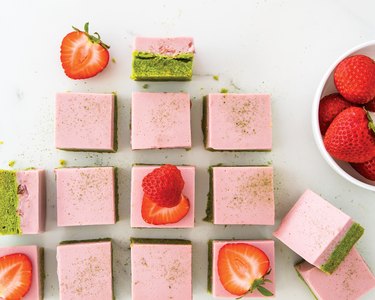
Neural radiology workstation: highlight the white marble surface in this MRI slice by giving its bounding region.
[0,0,374,299]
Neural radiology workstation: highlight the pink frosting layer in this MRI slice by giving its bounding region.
[134,37,194,55]
[131,243,192,300]
[206,93,272,150]
[55,92,115,151]
[131,165,195,228]
[16,169,45,234]
[56,167,116,226]
[0,245,42,300]
[296,248,375,300]
[212,240,275,298]
[213,166,274,225]
[131,92,192,149]
[273,190,353,266]
[57,241,113,300]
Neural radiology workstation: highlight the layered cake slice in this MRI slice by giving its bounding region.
[295,248,375,300]
[0,169,45,235]
[55,167,117,226]
[56,239,113,300]
[203,93,272,151]
[0,245,44,300]
[55,92,117,152]
[131,92,192,149]
[209,240,275,298]
[274,189,364,274]
[204,165,274,225]
[131,37,194,81]
[131,238,192,300]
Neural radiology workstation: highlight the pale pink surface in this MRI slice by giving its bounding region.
[205,93,272,150]
[57,241,113,300]
[212,240,275,298]
[134,37,195,55]
[131,165,195,228]
[131,243,192,300]
[212,166,274,225]
[55,92,115,151]
[131,92,192,149]
[16,169,45,234]
[273,189,353,267]
[296,248,375,300]
[56,167,116,226]
[0,245,42,300]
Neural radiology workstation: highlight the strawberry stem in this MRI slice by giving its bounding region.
[71,22,110,50]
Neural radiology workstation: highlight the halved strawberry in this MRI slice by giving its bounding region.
[0,253,32,300]
[60,22,110,79]
[218,243,273,297]
[141,194,190,225]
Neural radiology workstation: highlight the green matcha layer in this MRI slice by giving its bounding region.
[131,51,194,81]
[130,238,191,246]
[0,170,21,235]
[207,240,213,294]
[203,166,214,223]
[320,223,364,274]
[295,263,319,300]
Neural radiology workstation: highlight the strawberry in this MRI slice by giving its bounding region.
[142,164,185,208]
[319,93,352,135]
[60,22,110,79]
[217,243,273,297]
[324,107,375,163]
[141,194,190,225]
[0,253,32,300]
[365,98,375,112]
[334,55,375,104]
[351,157,375,181]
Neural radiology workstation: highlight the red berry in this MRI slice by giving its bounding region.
[334,55,375,104]
[142,164,185,208]
[365,98,375,112]
[319,93,352,135]
[324,107,375,163]
[351,157,375,181]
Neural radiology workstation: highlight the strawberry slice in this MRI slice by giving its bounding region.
[60,22,110,79]
[217,243,273,297]
[141,194,190,225]
[0,253,32,300]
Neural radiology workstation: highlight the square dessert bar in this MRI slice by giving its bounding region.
[131,37,195,81]
[55,92,116,152]
[205,166,274,225]
[131,165,195,228]
[0,169,45,235]
[56,167,117,226]
[274,189,364,274]
[57,239,113,300]
[203,93,272,151]
[131,238,192,300]
[131,92,192,149]
[209,240,275,298]
[0,245,44,300]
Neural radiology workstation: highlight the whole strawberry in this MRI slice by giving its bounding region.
[142,164,185,207]
[365,98,375,112]
[334,55,375,104]
[351,157,375,181]
[324,107,375,163]
[319,93,352,135]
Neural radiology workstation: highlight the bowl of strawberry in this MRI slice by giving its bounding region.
[313,41,375,191]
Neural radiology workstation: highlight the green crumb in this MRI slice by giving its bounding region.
[130,238,191,246]
[8,160,16,168]
[220,88,228,93]
[142,84,149,89]
[111,58,116,63]
[213,75,219,81]
[59,159,66,167]
[0,140,3,144]
[25,167,36,170]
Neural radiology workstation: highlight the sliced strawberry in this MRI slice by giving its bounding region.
[0,253,32,300]
[141,194,190,225]
[60,22,110,79]
[217,243,272,297]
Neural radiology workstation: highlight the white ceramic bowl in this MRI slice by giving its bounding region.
[312,40,375,191]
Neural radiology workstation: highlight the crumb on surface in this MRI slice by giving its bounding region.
[111,58,116,63]
[142,84,149,89]
[213,75,219,81]
[59,159,67,167]
[8,160,16,167]
[0,140,3,144]
[220,88,228,94]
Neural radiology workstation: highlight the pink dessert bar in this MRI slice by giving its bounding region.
[131,92,192,149]
[206,166,274,225]
[296,248,375,300]
[131,238,192,300]
[203,93,272,150]
[56,239,113,300]
[55,92,116,152]
[273,189,364,274]
[56,167,117,226]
